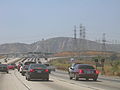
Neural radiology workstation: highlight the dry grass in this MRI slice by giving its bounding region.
[53,51,112,57]
[49,58,120,77]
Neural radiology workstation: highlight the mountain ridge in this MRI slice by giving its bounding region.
[0,37,120,54]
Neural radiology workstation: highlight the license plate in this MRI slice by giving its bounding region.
[37,71,41,73]
[85,71,93,74]
[87,71,91,74]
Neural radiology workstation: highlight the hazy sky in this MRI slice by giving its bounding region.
[0,0,120,44]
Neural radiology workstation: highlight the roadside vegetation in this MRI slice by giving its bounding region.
[0,55,5,59]
[49,54,120,77]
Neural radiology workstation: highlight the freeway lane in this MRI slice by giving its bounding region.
[51,70,120,90]
[0,57,120,90]
[0,72,28,90]
[0,70,98,90]
[1,69,119,90]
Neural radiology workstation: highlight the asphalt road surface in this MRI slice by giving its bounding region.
[0,69,120,90]
[0,58,120,90]
[0,70,98,90]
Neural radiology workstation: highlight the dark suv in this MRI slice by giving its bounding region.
[69,64,99,81]
[0,64,9,73]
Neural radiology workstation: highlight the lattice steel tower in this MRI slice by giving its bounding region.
[102,33,107,57]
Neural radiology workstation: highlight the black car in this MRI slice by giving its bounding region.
[0,64,9,73]
[25,64,49,81]
[69,64,99,81]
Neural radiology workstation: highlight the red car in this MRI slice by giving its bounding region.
[8,64,15,70]
[69,64,99,81]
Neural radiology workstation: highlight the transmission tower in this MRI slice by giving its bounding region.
[82,26,87,52]
[74,25,77,40]
[83,26,86,39]
[78,24,83,60]
[102,33,107,57]
[41,38,45,52]
[73,25,77,53]
[80,24,83,39]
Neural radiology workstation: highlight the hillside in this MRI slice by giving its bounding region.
[31,37,120,53]
[0,43,31,54]
[0,37,120,54]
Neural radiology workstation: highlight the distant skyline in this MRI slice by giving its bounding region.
[0,0,120,44]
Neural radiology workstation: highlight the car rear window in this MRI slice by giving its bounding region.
[44,64,50,66]
[30,64,47,69]
[23,65,29,69]
[24,62,36,65]
[78,65,95,69]
[0,64,7,67]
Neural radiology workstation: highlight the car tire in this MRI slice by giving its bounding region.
[49,71,51,74]
[26,76,28,80]
[21,73,25,76]
[70,76,73,80]
[27,77,31,81]
[93,78,97,81]
[46,78,49,81]
[26,76,31,81]
[86,78,89,81]
[69,73,73,80]
[74,74,79,81]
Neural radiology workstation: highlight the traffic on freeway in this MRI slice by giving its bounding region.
[0,57,120,90]
[0,0,120,90]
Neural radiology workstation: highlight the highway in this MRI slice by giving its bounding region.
[0,58,120,90]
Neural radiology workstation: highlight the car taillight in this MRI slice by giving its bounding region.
[45,69,49,72]
[30,69,35,72]
[79,69,84,73]
[95,70,99,74]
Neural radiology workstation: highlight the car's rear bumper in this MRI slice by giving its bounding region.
[8,67,14,69]
[0,70,8,72]
[77,74,98,78]
[29,73,49,79]
[22,70,27,73]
